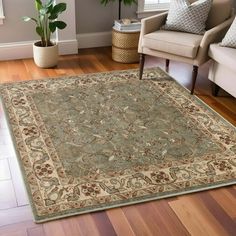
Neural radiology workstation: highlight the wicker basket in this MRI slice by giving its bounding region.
[112,28,140,63]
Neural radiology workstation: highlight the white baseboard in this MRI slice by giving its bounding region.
[58,39,78,55]
[0,41,33,60]
[0,31,111,60]
[77,31,112,49]
[0,39,78,61]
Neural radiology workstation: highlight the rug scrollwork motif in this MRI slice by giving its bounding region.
[0,68,235,222]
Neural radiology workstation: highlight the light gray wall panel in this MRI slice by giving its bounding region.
[76,0,137,34]
[76,0,113,34]
[0,0,37,43]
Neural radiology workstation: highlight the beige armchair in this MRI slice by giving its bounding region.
[208,43,236,98]
[138,0,234,94]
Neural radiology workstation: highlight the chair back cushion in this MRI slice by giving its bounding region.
[162,0,212,35]
[206,0,233,29]
[220,16,236,48]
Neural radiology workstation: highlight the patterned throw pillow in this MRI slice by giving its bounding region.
[220,16,236,48]
[162,0,212,35]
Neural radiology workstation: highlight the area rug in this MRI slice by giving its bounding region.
[0,68,235,223]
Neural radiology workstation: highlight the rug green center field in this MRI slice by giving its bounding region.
[0,68,235,223]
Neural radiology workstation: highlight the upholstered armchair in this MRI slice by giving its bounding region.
[138,0,234,94]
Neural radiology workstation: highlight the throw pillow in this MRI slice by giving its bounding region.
[220,16,236,48]
[162,0,212,35]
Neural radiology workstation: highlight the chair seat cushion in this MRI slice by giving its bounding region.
[209,43,236,71]
[142,30,203,58]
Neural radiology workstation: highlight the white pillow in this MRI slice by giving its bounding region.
[162,0,212,35]
[220,16,236,48]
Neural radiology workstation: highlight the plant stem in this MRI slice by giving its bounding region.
[45,14,48,46]
[119,0,121,20]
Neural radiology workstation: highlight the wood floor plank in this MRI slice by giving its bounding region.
[197,191,236,236]
[8,153,29,206]
[107,208,136,236]
[0,116,15,159]
[74,214,102,236]
[0,107,8,130]
[60,217,84,236]
[209,188,236,219]
[227,186,236,198]
[27,225,46,236]
[0,180,17,210]
[0,205,33,227]
[0,61,8,80]
[1,229,28,236]
[43,221,67,236]
[0,158,11,180]
[122,205,155,236]
[0,221,36,236]
[91,211,117,236]
[136,202,177,236]
[169,195,229,236]
[151,200,190,236]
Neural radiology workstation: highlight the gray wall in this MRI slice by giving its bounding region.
[75,0,137,34]
[75,0,113,34]
[0,0,37,43]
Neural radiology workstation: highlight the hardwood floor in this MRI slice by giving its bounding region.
[0,47,235,236]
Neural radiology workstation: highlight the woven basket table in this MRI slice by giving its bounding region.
[112,28,140,63]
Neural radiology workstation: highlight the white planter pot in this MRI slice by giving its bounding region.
[33,42,58,68]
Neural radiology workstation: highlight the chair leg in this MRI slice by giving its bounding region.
[139,54,145,80]
[212,82,220,96]
[165,59,170,71]
[191,65,198,95]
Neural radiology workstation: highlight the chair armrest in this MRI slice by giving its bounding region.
[195,15,235,65]
[138,12,168,53]
[201,16,235,47]
[140,12,168,35]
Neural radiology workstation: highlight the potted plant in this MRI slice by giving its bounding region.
[100,0,137,20]
[23,0,67,68]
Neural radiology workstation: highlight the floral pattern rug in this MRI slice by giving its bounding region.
[0,68,235,223]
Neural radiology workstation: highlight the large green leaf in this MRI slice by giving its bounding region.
[49,21,67,33]
[54,21,67,29]
[36,26,43,37]
[35,0,42,11]
[48,13,58,20]
[22,16,37,23]
[45,0,54,8]
[46,3,54,14]
[51,3,67,16]
[49,22,57,33]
